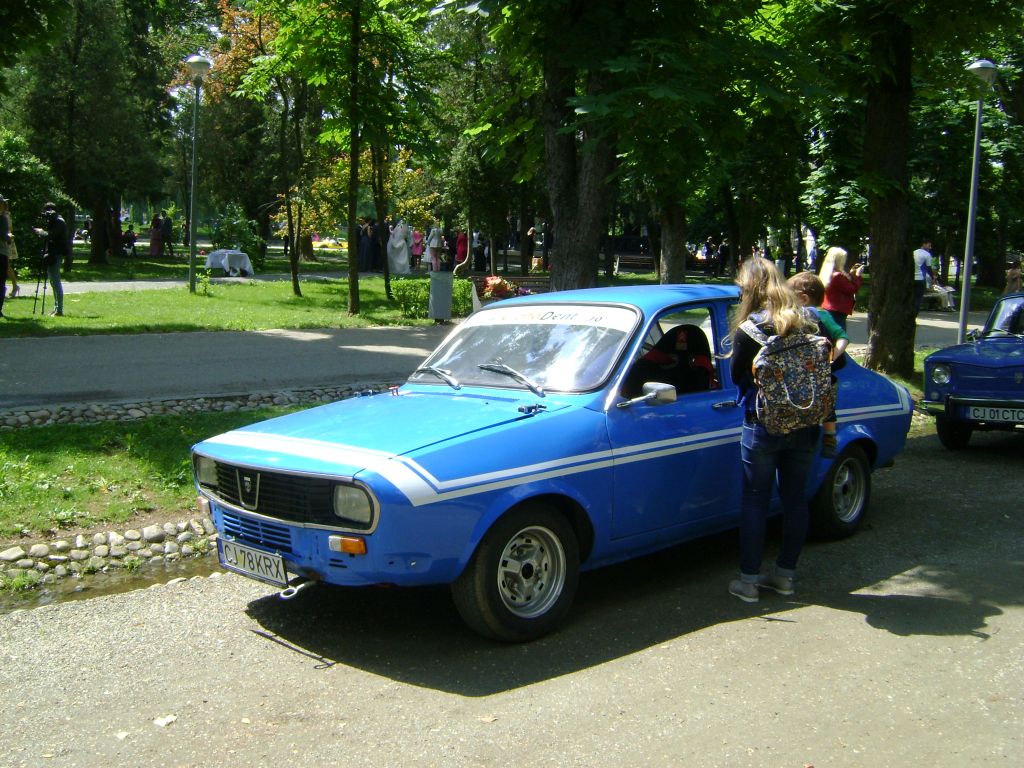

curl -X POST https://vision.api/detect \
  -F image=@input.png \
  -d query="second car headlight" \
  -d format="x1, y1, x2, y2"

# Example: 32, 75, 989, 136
930, 364, 952, 385
333, 484, 374, 528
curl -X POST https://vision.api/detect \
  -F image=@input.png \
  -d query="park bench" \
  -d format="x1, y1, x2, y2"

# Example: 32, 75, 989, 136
469, 273, 555, 312
612, 253, 657, 275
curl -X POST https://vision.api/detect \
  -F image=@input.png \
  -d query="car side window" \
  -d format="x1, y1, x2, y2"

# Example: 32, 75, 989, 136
621, 306, 720, 398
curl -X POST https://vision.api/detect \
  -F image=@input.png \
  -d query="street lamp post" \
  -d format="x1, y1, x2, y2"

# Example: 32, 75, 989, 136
185, 54, 213, 294
957, 59, 998, 344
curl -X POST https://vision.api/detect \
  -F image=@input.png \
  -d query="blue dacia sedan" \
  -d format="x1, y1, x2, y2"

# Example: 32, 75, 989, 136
922, 291, 1024, 449
192, 285, 912, 641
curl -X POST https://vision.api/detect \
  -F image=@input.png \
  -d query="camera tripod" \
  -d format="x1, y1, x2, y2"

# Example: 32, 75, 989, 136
32, 251, 48, 316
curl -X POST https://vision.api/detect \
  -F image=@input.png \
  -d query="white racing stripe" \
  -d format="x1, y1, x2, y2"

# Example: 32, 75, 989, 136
204, 396, 907, 507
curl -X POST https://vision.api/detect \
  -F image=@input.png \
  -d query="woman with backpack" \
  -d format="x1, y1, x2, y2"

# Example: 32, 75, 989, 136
728, 257, 828, 603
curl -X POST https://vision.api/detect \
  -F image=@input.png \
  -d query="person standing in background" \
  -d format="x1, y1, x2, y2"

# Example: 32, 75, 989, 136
426, 220, 443, 271
149, 213, 163, 258
819, 246, 863, 331
0, 195, 12, 316
912, 238, 934, 316
34, 202, 67, 316
161, 211, 175, 258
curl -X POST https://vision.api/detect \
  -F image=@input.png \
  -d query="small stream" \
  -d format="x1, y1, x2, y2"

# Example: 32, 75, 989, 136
0, 554, 224, 614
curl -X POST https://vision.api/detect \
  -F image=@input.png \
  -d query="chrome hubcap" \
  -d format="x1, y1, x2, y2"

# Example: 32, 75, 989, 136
833, 457, 866, 523
496, 525, 566, 619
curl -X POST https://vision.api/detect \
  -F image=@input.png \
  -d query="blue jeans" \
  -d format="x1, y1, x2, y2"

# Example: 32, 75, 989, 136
47, 261, 63, 312
739, 421, 820, 578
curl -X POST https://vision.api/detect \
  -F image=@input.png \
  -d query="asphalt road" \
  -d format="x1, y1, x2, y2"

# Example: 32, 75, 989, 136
0, 325, 451, 410
0, 428, 1020, 767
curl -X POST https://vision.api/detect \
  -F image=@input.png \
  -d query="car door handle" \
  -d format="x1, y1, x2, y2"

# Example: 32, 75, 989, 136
712, 400, 739, 410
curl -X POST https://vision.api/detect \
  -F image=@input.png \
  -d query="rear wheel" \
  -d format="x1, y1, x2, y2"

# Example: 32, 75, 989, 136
810, 444, 871, 540
451, 502, 579, 642
935, 416, 973, 450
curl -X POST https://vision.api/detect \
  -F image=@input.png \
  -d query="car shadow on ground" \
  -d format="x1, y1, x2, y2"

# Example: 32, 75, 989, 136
244, 431, 1022, 696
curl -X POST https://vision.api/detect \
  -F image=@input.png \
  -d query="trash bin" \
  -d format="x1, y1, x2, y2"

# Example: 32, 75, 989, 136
428, 270, 453, 323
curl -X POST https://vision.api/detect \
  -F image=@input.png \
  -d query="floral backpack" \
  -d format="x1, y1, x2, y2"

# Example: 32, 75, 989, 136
740, 317, 834, 435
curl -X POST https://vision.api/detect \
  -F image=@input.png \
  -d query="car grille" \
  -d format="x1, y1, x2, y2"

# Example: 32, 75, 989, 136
210, 461, 337, 527
221, 509, 294, 554
956, 364, 1024, 397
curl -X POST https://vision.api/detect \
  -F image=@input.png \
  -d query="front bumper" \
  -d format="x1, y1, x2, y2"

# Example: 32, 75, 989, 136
921, 396, 1024, 425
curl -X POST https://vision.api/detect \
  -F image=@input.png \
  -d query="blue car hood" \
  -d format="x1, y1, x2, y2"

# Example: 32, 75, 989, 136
194, 389, 569, 477
929, 338, 1024, 366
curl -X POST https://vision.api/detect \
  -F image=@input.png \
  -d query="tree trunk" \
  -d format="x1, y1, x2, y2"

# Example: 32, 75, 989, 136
541, 52, 614, 291
863, 19, 915, 378
299, 233, 314, 261
90, 200, 111, 265
659, 200, 687, 285
346, 0, 362, 314
371, 142, 392, 299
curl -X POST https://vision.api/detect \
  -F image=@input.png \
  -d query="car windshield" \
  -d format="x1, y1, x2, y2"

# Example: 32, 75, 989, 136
410, 303, 639, 393
985, 295, 1024, 336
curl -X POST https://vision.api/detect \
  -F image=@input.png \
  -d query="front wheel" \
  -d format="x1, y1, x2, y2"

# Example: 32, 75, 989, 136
935, 416, 972, 450
451, 503, 579, 642
810, 444, 871, 540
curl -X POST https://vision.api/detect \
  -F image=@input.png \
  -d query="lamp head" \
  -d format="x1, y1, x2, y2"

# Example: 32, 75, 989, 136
185, 54, 213, 81
966, 59, 997, 87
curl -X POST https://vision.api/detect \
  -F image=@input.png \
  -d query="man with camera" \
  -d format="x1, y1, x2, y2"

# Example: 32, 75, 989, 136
33, 202, 67, 317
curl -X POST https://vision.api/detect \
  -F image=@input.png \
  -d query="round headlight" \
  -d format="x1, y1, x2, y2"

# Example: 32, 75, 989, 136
930, 364, 951, 385
194, 455, 218, 488
333, 484, 373, 528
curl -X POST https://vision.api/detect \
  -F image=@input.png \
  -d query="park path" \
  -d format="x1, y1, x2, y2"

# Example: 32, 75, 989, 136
1, 274, 985, 410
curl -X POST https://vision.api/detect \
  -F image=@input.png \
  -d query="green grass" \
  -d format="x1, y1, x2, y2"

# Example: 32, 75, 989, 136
43, 243, 345, 282
0, 407, 302, 541
0, 273, 435, 337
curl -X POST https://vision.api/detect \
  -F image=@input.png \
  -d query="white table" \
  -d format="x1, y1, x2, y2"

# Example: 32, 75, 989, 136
204, 249, 254, 276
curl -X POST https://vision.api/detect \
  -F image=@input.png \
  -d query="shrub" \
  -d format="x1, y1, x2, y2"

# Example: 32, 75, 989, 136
392, 276, 474, 318
212, 203, 266, 270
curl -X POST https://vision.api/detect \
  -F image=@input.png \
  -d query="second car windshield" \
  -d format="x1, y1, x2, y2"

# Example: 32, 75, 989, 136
410, 303, 639, 393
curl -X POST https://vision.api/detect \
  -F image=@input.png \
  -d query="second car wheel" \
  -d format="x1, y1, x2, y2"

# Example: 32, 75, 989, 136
935, 415, 973, 450
451, 502, 580, 642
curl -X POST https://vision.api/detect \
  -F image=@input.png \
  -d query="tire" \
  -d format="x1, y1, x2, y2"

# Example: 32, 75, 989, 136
451, 502, 579, 642
810, 444, 871, 540
935, 416, 972, 450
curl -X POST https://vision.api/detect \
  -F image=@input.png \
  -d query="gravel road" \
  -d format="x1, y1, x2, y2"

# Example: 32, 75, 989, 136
1, 429, 1021, 768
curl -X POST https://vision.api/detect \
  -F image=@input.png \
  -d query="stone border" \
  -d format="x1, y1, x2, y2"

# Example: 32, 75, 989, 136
1, 382, 397, 429
1, 517, 217, 587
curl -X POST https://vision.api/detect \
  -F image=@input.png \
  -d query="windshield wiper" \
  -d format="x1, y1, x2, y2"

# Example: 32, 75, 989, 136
413, 366, 461, 390
478, 362, 545, 397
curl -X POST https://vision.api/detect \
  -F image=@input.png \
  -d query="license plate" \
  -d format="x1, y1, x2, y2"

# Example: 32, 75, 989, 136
967, 406, 1024, 423
218, 539, 288, 587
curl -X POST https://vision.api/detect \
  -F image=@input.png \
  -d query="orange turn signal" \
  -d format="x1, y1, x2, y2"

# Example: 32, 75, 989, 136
196, 496, 210, 516
328, 535, 367, 555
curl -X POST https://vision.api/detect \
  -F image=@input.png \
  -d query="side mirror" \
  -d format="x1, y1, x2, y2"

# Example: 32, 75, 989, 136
617, 381, 677, 409
966, 329, 981, 342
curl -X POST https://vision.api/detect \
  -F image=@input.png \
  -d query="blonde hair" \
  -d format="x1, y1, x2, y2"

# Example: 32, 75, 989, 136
818, 246, 847, 288
732, 257, 814, 339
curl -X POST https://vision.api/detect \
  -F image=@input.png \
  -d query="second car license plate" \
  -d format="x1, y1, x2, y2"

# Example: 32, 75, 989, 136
967, 406, 1024, 423
218, 539, 288, 587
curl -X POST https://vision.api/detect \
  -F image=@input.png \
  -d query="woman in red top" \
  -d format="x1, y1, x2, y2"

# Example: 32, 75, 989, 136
455, 230, 468, 266
819, 246, 863, 330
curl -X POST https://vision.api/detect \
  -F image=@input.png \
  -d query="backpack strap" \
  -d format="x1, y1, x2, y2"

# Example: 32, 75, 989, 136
739, 319, 769, 347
